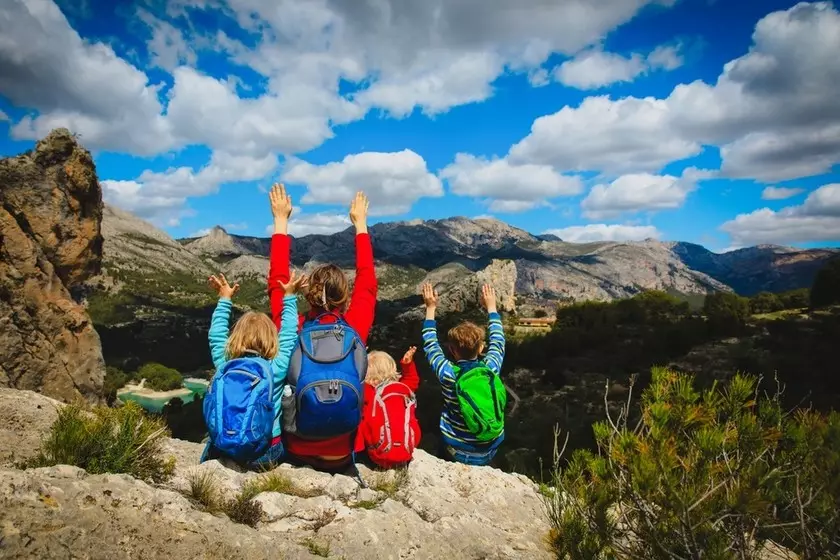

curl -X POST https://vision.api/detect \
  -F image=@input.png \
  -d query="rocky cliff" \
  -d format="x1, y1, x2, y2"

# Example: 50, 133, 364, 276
0, 129, 105, 403
0, 388, 552, 560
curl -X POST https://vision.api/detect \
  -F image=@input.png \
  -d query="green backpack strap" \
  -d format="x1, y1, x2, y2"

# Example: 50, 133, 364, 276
454, 363, 506, 442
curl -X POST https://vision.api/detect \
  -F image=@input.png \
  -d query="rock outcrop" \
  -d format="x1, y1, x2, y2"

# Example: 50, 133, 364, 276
0, 389, 552, 559
0, 129, 105, 403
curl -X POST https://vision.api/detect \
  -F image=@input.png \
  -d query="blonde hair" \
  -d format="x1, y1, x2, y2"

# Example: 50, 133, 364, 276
366, 351, 399, 386
447, 321, 486, 360
225, 312, 278, 360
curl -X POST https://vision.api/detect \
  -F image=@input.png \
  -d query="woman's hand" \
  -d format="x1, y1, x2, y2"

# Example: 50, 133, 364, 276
349, 191, 369, 234
270, 183, 293, 235
209, 273, 239, 299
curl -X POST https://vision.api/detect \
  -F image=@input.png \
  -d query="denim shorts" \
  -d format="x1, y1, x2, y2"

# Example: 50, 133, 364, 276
438, 439, 501, 466
200, 440, 285, 470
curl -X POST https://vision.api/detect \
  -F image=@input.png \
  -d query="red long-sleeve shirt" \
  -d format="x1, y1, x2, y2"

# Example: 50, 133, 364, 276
354, 359, 421, 453
268, 232, 378, 459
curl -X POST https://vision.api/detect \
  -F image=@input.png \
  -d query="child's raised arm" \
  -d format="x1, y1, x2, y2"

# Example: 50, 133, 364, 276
399, 346, 420, 392
344, 191, 378, 343
420, 283, 455, 384
267, 183, 293, 329
272, 271, 307, 383
208, 273, 240, 370
480, 284, 506, 375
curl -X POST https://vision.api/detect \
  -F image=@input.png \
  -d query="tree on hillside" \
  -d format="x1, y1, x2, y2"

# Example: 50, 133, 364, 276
749, 291, 782, 314
811, 258, 840, 309
703, 292, 750, 335
137, 363, 183, 392
777, 288, 810, 310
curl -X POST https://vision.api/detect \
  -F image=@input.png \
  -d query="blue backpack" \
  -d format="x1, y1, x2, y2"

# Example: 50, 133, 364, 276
203, 356, 274, 462
285, 313, 367, 439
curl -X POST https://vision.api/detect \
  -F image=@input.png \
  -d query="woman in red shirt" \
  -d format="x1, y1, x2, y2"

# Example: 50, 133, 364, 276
268, 184, 377, 472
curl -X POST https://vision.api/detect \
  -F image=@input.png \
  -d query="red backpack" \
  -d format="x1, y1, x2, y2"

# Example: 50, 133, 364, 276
365, 381, 419, 467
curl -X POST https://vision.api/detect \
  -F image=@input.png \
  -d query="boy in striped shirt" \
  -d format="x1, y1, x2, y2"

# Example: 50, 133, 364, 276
421, 282, 506, 466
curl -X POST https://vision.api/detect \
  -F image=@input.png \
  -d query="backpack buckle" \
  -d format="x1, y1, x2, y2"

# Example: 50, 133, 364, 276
332, 324, 343, 340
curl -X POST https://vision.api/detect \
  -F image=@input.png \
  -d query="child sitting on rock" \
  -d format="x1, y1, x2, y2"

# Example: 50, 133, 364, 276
201, 271, 305, 468
355, 346, 421, 469
421, 282, 507, 466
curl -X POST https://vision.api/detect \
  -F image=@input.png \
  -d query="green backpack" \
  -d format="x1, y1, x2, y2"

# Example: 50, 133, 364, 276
453, 363, 507, 442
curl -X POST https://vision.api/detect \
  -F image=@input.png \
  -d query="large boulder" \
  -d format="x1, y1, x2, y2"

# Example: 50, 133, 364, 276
0, 388, 553, 559
0, 129, 105, 403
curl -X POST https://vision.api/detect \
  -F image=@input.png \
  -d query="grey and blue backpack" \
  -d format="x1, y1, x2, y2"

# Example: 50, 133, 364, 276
284, 312, 367, 439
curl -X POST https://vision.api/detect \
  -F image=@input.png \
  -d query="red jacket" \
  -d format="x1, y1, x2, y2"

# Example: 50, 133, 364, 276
354, 359, 421, 456
268, 232, 378, 459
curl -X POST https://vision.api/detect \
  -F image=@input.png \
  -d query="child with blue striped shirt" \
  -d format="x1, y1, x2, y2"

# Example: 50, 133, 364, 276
421, 282, 506, 466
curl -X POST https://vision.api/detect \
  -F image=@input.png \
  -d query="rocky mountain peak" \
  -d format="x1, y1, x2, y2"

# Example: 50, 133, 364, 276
0, 129, 105, 403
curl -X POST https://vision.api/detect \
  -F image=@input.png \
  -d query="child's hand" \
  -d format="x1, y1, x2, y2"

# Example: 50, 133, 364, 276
279, 269, 308, 295
421, 282, 437, 309
270, 183, 293, 234
349, 191, 369, 233
401, 346, 417, 364
480, 284, 497, 313
209, 273, 239, 299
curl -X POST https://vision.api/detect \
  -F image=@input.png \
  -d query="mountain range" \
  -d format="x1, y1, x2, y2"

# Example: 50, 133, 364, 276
98, 205, 837, 318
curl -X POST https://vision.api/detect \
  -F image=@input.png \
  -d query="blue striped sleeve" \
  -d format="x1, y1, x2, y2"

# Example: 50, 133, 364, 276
271, 295, 298, 385
208, 298, 232, 370
421, 319, 456, 384
483, 312, 505, 374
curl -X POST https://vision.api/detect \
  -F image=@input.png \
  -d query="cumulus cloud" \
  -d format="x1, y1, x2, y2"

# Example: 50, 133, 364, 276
543, 224, 661, 243
512, 3, 840, 181
552, 43, 683, 90
265, 208, 351, 237
761, 186, 805, 200
282, 150, 443, 216
509, 96, 701, 174
0, 0, 173, 154
103, 151, 277, 224
581, 167, 714, 219
721, 183, 840, 245
138, 9, 197, 71
439, 154, 583, 213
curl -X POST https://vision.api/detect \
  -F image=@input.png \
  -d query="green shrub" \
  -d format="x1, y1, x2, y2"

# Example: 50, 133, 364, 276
239, 470, 320, 500
703, 291, 751, 335
186, 470, 224, 514
103, 366, 131, 402
225, 494, 264, 527
749, 291, 782, 315
26, 402, 174, 482
137, 362, 183, 391
543, 368, 840, 559
811, 258, 840, 309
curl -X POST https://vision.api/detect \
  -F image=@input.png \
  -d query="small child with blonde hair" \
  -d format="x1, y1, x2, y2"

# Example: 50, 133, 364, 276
201, 271, 305, 468
355, 346, 421, 468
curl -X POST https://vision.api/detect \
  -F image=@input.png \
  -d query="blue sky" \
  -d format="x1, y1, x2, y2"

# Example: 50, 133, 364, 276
1, 0, 839, 250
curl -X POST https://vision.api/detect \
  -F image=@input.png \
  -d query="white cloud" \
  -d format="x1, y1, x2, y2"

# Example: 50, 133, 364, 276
509, 96, 701, 174
553, 43, 683, 90
554, 49, 646, 89
721, 183, 840, 245
646, 44, 683, 70
761, 186, 805, 200
544, 224, 661, 243
103, 151, 277, 224
190, 228, 212, 237
282, 150, 443, 216
0, 110, 8, 122
265, 209, 351, 237
581, 167, 713, 219
138, 9, 197, 71
440, 154, 583, 213
512, 3, 840, 181
0, 0, 173, 154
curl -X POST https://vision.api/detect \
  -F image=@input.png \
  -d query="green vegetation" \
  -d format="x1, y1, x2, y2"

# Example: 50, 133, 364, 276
811, 257, 840, 309
703, 291, 751, 335
543, 368, 840, 559
103, 366, 132, 401
86, 290, 136, 325
225, 493, 265, 527
367, 467, 409, 499
25, 402, 174, 482
185, 469, 224, 514
302, 538, 331, 557
239, 470, 321, 500
137, 362, 183, 391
